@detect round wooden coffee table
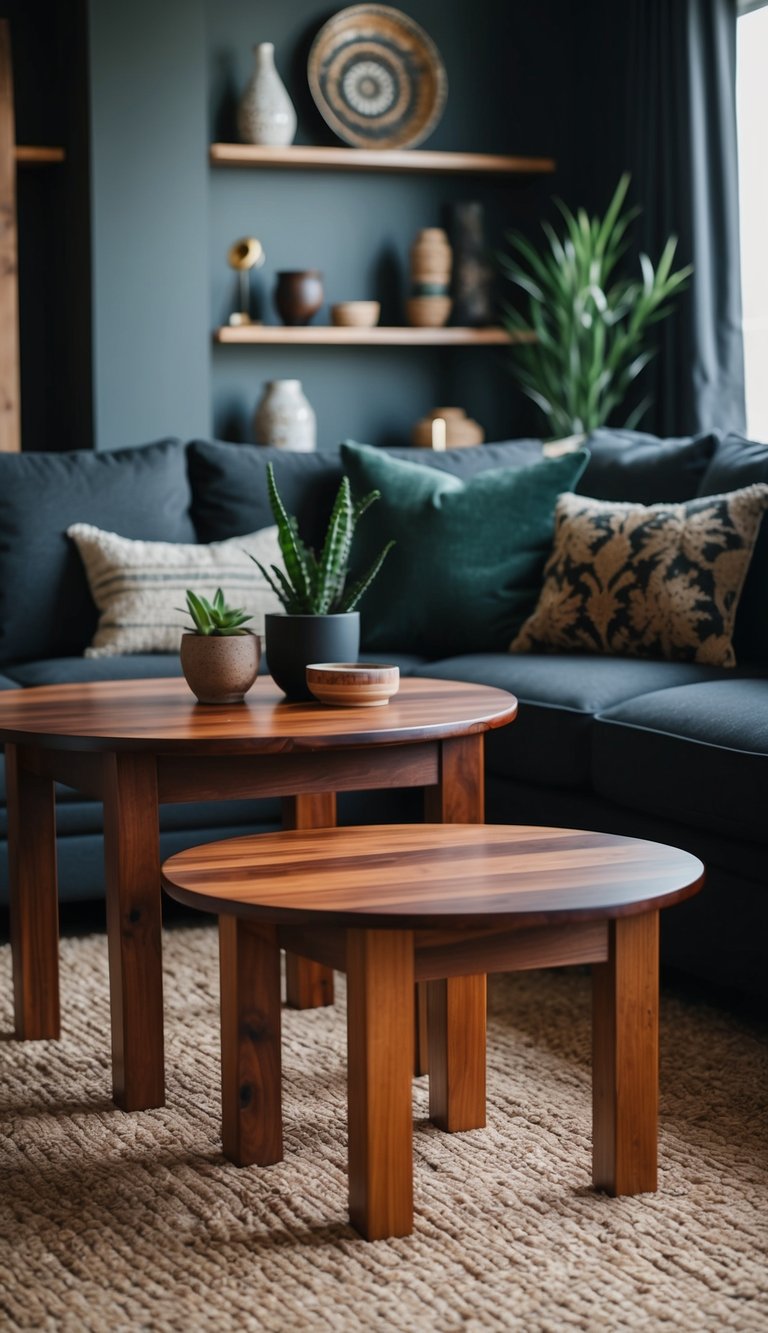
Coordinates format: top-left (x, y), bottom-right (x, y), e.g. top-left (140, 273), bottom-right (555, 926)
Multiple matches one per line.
top-left (0, 675), bottom-right (516, 1111)
top-left (162, 822), bottom-right (704, 1240)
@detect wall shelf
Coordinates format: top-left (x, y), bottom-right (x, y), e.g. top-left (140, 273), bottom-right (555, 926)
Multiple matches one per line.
top-left (210, 143), bottom-right (555, 178)
top-left (15, 146), bottom-right (65, 165)
top-left (214, 325), bottom-right (529, 347)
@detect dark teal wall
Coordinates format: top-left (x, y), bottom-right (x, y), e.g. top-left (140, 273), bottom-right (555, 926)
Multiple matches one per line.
top-left (207, 0), bottom-right (574, 448)
top-left (89, 0), bottom-right (210, 449)
top-left (86, 1), bottom-right (579, 451)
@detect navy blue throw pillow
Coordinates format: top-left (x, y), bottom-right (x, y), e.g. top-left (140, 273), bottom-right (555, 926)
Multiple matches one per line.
top-left (0, 439), bottom-right (194, 664)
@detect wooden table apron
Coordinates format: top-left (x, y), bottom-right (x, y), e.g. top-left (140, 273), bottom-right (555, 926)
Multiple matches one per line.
top-left (1, 677), bottom-right (517, 1112)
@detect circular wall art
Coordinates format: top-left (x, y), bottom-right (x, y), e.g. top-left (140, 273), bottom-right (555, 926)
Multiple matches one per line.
top-left (308, 5), bottom-right (448, 151)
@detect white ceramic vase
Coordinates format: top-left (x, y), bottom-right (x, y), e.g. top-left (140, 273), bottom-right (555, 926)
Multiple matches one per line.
top-left (254, 379), bottom-right (316, 452)
top-left (237, 42), bottom-right (297, 147)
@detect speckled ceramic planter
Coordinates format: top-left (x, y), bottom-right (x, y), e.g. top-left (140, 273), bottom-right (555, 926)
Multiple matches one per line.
top-left (179, 632), bottom-right (261, 704)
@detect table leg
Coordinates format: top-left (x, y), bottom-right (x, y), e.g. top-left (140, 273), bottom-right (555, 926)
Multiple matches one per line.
top-left (347, 928), bottom-right (414, 1240)
top-left (283, 792), bottom-right (336, 1009)
top-left (423, 734), bottom-right (486, 1125)
top-left (7, 744), bottom-right (59, 1040)
top-left (592, 911), bottom-right (659, 1195)
top-left (220, 916), bottom-right (282, 1167)
top-left (102, 752), bottom-right (164, 1111)
top-left (427, 974), bottom-right (487, 1132)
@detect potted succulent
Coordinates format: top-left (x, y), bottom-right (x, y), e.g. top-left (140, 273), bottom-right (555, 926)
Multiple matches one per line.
top-left (248, 462), bottom-right (394, 699)
top-left (178, 588), bottom-right (260, 704)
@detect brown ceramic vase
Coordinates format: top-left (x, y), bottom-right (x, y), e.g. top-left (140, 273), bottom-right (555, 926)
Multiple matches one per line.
top-left (179, 632), bottom-right (261, 704)
top-left (274, 271), bottom-right (324, 325)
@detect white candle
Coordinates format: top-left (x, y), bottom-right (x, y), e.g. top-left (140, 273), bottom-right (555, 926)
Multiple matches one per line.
top-left (431, 417), bottom-right (447, 450)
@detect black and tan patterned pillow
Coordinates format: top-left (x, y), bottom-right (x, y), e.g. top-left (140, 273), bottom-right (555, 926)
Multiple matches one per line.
top-left (509, 485), bottom-right (768, 667)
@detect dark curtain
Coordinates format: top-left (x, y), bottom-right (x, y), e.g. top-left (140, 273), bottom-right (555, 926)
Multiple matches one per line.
top-left (626, 0), bottom-right (746, 436)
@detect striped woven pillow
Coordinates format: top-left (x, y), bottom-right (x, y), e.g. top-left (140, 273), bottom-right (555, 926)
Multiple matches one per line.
top-left (68, 522), bottom-right (283, 657)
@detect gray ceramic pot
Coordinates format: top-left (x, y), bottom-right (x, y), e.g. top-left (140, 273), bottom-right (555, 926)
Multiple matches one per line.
top-left (179, 632), bottom-right (261, 704)
top-left (265, 612), bottom-right (360, 700)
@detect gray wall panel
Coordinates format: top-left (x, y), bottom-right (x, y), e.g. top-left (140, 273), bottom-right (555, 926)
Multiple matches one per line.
top-left (89, 0), bottom-right (210, 450)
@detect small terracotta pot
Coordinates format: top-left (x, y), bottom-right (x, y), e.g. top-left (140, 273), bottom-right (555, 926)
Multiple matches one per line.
top-left (179, 633), bottom-right (261, 704)
top-left (274, 271), bottom-right (324, 326)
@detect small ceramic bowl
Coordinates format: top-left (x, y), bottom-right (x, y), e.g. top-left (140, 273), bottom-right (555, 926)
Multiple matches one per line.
top-left (331, 301), bottom-right (381, 328)
top-left (306, 662), bottom-right (400, 707)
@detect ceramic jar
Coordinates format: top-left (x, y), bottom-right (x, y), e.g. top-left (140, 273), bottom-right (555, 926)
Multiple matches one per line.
top-left (254, 379), bottom-right (316, 452)
top-left (409, 227), bottom-right (452, 291)
top-left (274, 270), bottom-right (324, 325)
top-left (407, 227), bottom-right (453, 326)
top-left (411, 406), bottom-right (485, 448)
top-left (237, 42), bottom-right (297, 147)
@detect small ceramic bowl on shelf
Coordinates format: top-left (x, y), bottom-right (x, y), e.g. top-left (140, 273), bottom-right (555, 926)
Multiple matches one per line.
top-left (331, 301), bottom-right (381, 328)
top-left (306, 662), bottom-right (400, 707)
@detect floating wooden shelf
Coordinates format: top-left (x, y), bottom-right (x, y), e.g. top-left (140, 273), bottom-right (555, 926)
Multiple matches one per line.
top-left (214, 325), bottom-right (529, 347)
top-left (210, 143), bottom-right (555, 177)
top-left (15, 146), bottom-right (65, 165)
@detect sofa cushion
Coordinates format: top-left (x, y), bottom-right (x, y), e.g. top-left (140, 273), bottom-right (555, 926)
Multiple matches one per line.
top-left (0, 440), bottom-right (195, 666)
top-left (510, 486), bottom-right (768, 667)
top-left (341, 442), bottom-right (589, 657)
top-left (187, 439), bottom-right (545, 546)
top-left (577, 428), bottom-right (718, 503)
top-left (412, 653), bottom-right (723, 788)
top-left (5, 651), bottom-right (429, 689)
top-left (188, 443), bottom-right (345, 548)
top-left (592, 677), bottom-right (768, 843)
top-left (67, 522), bottom-right (282, 655)
top-left (698, 434), bottom-right (768, 665)
top-left (5, 655), bottom-right (185, 687)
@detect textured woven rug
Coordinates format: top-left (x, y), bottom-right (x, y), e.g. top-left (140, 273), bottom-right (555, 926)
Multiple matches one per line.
top-left (1, 925), bottom-right (766, 1332)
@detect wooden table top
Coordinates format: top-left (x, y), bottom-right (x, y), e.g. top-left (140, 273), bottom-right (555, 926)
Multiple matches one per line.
top-left (0, 676), bottom-right (517, 754)
top-left (161, 824), bottom-right (704, 929)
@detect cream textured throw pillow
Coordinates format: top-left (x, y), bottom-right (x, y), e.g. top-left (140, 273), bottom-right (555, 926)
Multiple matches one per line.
top-left (509, 485), bottom-right (768, 668)
top-left (68, 523), bottom-right (283, 657)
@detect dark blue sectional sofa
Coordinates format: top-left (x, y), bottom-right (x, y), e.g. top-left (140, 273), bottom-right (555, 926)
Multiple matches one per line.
top-left (0, 429), bottom-right (766, 1000)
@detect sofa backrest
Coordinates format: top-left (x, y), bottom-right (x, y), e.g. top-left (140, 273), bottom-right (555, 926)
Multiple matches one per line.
top-left (2, 428), bottom-right (761, 669)
top-left (0, 440), bottom-right (195, 665)
top-left (186, 438), bottom-right (544, 549)
top-left (577, 428), bottom-right (718, 503)
top-left (698, 433), bottom-right (768, 666)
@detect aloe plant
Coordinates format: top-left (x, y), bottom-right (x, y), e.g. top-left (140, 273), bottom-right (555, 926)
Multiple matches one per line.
top-left (181, 588), bottom-right (253, 635)
top-left (248, 462), bottom-right (394, 614)
top-left (499, 173), bottom-right (692, 437)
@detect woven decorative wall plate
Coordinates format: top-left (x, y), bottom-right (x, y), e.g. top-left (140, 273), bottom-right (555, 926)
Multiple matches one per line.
top-left (308, 4), bottom-right (448, 150)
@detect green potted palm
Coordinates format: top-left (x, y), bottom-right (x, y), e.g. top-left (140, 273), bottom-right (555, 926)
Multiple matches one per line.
top-left (248, 462), bottom-right (394, 699)
top-left (499, 174), bottom-right (692, 440)
top-left (179, 588), bottom-right (260, 704)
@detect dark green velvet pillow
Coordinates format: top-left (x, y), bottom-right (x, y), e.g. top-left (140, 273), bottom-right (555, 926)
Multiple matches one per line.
top-left (341, 441), bottom-right (589, 657)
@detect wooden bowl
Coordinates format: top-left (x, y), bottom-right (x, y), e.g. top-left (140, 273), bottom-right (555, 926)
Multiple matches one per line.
top-left (306, 662), bottom-right (400, 707)
top-left (331, 301), bottom-right (381, 328)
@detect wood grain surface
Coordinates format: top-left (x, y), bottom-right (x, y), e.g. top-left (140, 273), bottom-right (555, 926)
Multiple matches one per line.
top-left (210, 143), bottom-right (556, 175)
top-left (0, 19), bottom-right (21, 455)
top-left (162, 824), bottom-right (704, 930)
top-left (0, 677), bottom-right (516, 754)
top-left (592, 913), bottom-right (660, 1195)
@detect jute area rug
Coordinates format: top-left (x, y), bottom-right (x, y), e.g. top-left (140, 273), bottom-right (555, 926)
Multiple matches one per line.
top-left (1, 925), bottom-right (766, 1332)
